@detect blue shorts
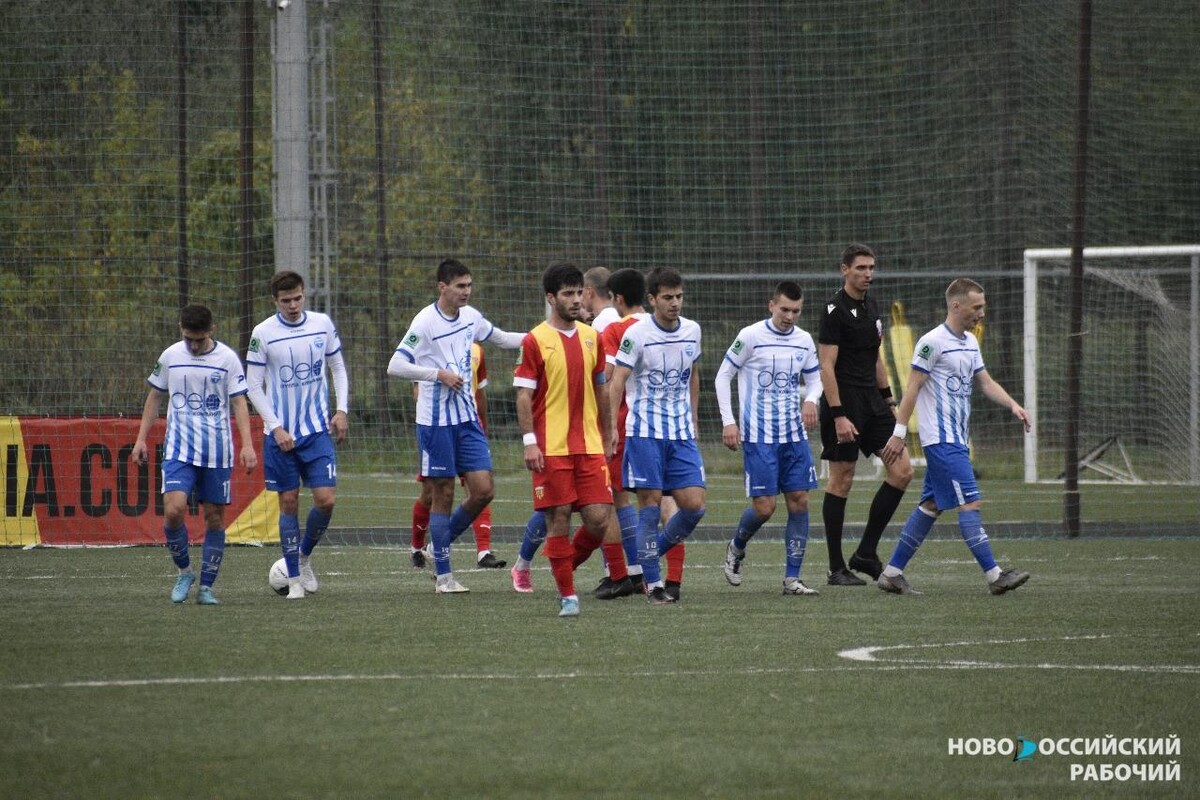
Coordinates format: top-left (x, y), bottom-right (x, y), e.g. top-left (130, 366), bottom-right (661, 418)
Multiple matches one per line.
top-left (418, 421), bottom-right (492, 479)
top-left (623, 437), bottom-right (706, 492)
top-left (161, 460), bottom-right (232, 505)
top-left (920, 443), bottom-right (981, 511)
top-left (264, 432), bottom-right (337, 493)
top-left (742, 440), bottom-right (818, 497)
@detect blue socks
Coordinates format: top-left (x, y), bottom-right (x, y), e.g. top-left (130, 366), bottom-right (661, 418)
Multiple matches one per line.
top-left (447, 504), bottom-right (476, 544)
top-left (958, 509), bottom-right (997, 573)
top-left (784, 511), bottom-right (808, 580)
top-left (280, 513), bottom-right (301, 577)
top-left (519, 511), bottom-right (547, 562)
top-left (637, 505), bottom-right (662, 585)
top-left (301, 508), bottom-right (331, 557)
top-left (888, 506), bottom-right (938, 570)
top-left (200, 529), bottom-right (225, 587)
top-left (657, 506), bottom-right (705, 555)
top-left (733, 506), bottom-right (766, 550)
top-left (430, 512), bottom-right (452, 575)
top-left (165, 524), bottom-right (190, 570)
top-left (616, 504), bottom-right (639, 568)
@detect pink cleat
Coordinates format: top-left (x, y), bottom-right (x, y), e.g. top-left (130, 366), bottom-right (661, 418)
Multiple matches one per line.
top-left (511, 565), bottom-right (533, 593)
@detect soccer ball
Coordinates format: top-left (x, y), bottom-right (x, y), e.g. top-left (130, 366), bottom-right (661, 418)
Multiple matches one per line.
top-left (268, 558), bottom-right (289, 595)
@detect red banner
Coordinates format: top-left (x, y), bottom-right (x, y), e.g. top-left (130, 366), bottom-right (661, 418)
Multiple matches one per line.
top-left (1, 416), bottom-right (273, 546)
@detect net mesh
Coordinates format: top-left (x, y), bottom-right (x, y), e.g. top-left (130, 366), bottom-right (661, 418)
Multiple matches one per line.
top-left (1, 0), bottom-right (1197, 544)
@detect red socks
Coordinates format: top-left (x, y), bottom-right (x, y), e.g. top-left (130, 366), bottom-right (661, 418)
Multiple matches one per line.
top-left (411, 500), bottom-right (430, 550)
top-left (545, 534), bottom-right (576, 598)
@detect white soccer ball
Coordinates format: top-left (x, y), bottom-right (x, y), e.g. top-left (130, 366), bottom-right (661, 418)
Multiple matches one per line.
top-left (268, 558), bottom-right (289, 595)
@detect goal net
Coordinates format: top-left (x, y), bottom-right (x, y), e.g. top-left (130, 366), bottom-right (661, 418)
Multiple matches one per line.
top-left (1023, 246), bottom-right (1200, 485)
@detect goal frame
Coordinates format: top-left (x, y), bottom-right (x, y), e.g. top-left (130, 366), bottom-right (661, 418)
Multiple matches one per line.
top-left (1022, 244), bottom-right (1200, 484)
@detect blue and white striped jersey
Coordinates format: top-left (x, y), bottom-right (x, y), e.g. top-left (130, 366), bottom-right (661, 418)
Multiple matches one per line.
top-left (720, 320), bottom-right (821, 444)
top-left (613, 315), bottom-right (702, 440)
top-left (246, 311), bottom-right (343, 438)
top-left (393, 303), bottom-right (499, 427)
top-left (147, 340), bottom-right (247, 468)
top-left (911, 324), bottom-right (985, 447)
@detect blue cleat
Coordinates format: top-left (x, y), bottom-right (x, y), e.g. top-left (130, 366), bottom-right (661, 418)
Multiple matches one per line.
top-left (171, 572), bottom-right (196, 603)
top-left (196, 586), bottom-right (219, 605)
top-left (558, 596), bottom-right (580, 617)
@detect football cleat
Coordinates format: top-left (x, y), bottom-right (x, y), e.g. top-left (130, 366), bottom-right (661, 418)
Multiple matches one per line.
top-left (171, 571), bottom-right (196, 604)
top-left (558, 596), bottom-right (581, 617)
top-left (646, 586), bottom-right (677, 605)
top-left (988, 568), bottom-right (1031, 595)
top-left (286, 579), bottom-right (306, 600)
top-left (196, 586), bottom-right (219, 605)
top-left (723, 540), bottom-right (745, 586)
top-left (435, 575), bottom-right (469, 594)
top-left (477, 552), bottom-right (507, 569)
top-left (298, 556), bottom-right (319, 593)
top-left (664, 581), bottom-right (681, 602)
top-left (848, 552), bottom-right (884, 580)
top-left (877, 572), bottom-right (922, 595)
top-left (594, 576), bottom-right (635, 600)
top-left (510, 566), bottom-right (534, 593)
top-left (827, 567), bottom-right (867, 586)
top-left (410, 548), bottom-right (429, 569)
top-left (782, 578), bottom-right (819, 596)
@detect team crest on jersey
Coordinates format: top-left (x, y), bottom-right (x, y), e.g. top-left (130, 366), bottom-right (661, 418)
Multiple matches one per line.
top-left (850, 308), bottom-right (858, 318)
top-left (315, 338), bottom-right (325, 350)
top-left (404, 332), bottom-right (420, 348)
top-left (917, 343), bottom-right (932, 359)
top-left (731, 338), bottom-right (744, 355)
top-left (249, 337), bottom-right (261, 354)
top-left (210, 373), bottom-right (221, 383)
top-left (827, 304), bottom-right (835, 314)
top-left (584, 337), bottom-right (594, 351)
top-left (684, 344), bottom-right (695, 358)
top-left (152, 361), bottom-right (162, 376)
top-left (619, 337), bottom-right (633, 354)
top-left (534, 485), bottom-right (545, 500)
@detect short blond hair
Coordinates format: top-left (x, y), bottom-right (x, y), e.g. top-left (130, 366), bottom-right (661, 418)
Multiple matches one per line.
top-left (946, 278), bottom-right (984, 306)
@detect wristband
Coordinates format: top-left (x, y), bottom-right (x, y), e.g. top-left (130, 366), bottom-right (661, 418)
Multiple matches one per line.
top-left (829, 406), bottom-right (846, 419)
top-left (522, 432), bottom-right (537, 447)
top-left (892, 422), bottom-right (908, 440)
top-left (879, 387), bottom-right (893, 400)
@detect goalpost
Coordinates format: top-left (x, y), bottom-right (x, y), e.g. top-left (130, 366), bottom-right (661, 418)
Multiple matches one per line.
top-left (1023, 245), bottom-right (1200, 485)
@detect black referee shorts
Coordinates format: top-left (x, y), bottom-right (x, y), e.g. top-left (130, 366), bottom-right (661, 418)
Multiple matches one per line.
top-left (819, 387), bottom-right (896, 461)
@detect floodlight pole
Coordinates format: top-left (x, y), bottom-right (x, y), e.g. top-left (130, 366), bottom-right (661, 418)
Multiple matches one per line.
top-left (272, 0), bottom-right (311, 287)
top-left (1063, 0), bottom-right (1093, 538)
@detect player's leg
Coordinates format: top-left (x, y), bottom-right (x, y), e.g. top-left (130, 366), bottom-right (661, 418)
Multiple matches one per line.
top-left (411, 477), bottom-right (432, 567)
top-left (779, 441), bottom-right (820, 594)
top-left (878, 491), bottom-right (939, 595)
top-left (446, 422), bottom-right (495, 544)
top-left (264, 434), bottom-right (306, 598)
top-left (160, 461), bottom-right (196, 603)
top-left (511, 509), bottom-right (546, 593)
top-left (660, 494), bottom-right (685, 599)
top-left (658, 439), bottom-right (707, 555)
top-left (418, 423), bottom-right (467, 591)
top-left (194, 467), bottom-right (232, 605)
top-left (819, 394), bottom-right (865, 585)
top-left (543, 504), bottom-right (579, 617)
top-left (625, 437), bottom-right (670, 601)
top-left (724, 443), bottom-right (778, 586)
top-left (295, 435), bottom-right (337, 593)
top-left (851, 400), bottom-right (914, 578)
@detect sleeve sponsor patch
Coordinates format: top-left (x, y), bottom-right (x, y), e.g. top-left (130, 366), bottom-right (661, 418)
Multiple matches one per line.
top-left (403, 332), bottom-right (420, 348)
top-left (619, 337), bottom-right (634, 354)
top-left (248, 336), bottom-right (261, 354)
top-left (152, 360), bottom-right (162, 376)
top-left (730, 338), bottom-right (744, 355)
top-left (917, 343), bottom-right (932, 359)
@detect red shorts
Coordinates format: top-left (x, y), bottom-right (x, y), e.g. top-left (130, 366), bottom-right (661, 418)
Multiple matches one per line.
top-left (532, 454), bottom-right (612, 510)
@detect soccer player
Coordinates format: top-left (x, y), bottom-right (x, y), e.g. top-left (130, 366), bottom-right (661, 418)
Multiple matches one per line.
top-left (409, 341), bottom-right (506, 570)
top-left (715, 281), bottom-right (823, 595)
top-left (582, 266), bottom-right (620, 332)
top-left (386, 258), bottom-right (524, 593)
top-left (245, 271), bottom-right (350, 600)
top-left (133, 304), bottom-right (257, 605)
top-left (877, 279), bottom-right (1032, 595)
top-left (818, 244), bottom-right (913, 585)
top-left (514, 263), bottom-right (616, 617)
top-left (608, 267), bottom-right (706, 605)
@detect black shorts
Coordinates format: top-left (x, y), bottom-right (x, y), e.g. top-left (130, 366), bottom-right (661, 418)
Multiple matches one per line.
top-left (819, 387), bottom-right (896, 462)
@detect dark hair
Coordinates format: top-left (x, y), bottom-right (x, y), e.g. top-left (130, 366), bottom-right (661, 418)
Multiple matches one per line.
top-left (583, 266), bottom-right (611, 298)
top-left (645, 266), bottom-right (683, 297)
top-left (607, 268), bottom-right (646, 309)
top-left (543, 262), bottom-right (584, 296)
top-left (270, 270), bottom-right (304, 297)
top-left (774, 280), bottom-right (803, 301)
top-left (179, 303), bottom-right (213, 332)
top-left (437, 258), bottom-right (471, 285)
top-left (841, 243), bottom-right (875, 267)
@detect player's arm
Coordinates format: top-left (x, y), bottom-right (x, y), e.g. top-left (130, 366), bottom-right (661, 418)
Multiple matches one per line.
top-left (481, 323), bottom-right (526, 350)
top-left (327, 349), bottom-right (349, 444)
top-left (475, 386), bottom-right (489, 433)
top-left (245, 362), bottom-right (293, 451)
top-left (976, 369), bottom-right (1031, 431)
top-left (387, 349), bottom-right (462, 392)
top-left (689, 361), bottom-right (700, 438)
top-left (515, 387), bottom-right (542, 472)
top-left (594, 368), bottom-right (613, 460)
top-left (608, 364), bottom-right (632, 444)
top-left (875, 351), bottom-right (897, 413)
top-left (230, 394), bottom-right (258, 472)
top-left (801, 366), bottom-right (823, 432)
top-left (819, 342), bottom-right (859, 441)
top-left (132, 387), bottom-right (165, 465)
top-left (881, 369), bottom-right (929, 464)
top-left (714, 355), bottom-right (740, 450)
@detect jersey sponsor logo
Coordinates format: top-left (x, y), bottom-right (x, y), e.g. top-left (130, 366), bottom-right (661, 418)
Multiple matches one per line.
top-left (918, 343), bottom-right (932, 359)
top-left (403, 332), bottom-right (420, 348)
top-left (827, 304), bottom-right (835, 314)
top-left (249, 336), bottom-right (261, 354)
top-left (619, 337), bottom-right (633, 354)
top-left (756, 368), bottom-right (801, 390)
top-left (152, 361), bottom-right (162, 376)
top-left (278, 352), bottom-right (325, 384)
top-left (648, 365), bottom-right (691, 389)
top-left (731, 338), bottom-right (744, 355)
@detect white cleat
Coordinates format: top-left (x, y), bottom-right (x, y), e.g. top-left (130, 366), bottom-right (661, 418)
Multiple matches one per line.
top-left (435, 574), bottom-right (469, 594)
top-left (286, 578), bottom-right (306, 600)
top-left (723, 540), bottom-right (745, 586)
top-left (782, 577), bottom-right (819, 596)
top-left (298, 556), bottom-right (319, 593)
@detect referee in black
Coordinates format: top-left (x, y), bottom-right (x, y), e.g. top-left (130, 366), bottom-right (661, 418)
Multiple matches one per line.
top-left (817, 243), bottom-right (914, 584)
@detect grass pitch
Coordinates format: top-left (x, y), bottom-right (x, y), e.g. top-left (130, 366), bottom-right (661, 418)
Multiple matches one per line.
top-left (1, 538), bottom-right (1197, 799)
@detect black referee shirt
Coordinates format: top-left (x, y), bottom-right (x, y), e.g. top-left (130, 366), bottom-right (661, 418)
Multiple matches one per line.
top-left (817, 288), bottom-right (883, 389)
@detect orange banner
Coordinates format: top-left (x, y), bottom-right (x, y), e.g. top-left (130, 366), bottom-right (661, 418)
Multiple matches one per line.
top-left (1, 417), bottom-right (277, 546)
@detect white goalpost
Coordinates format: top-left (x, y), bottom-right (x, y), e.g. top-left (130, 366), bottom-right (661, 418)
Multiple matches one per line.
top-left (1023, 245), bottom-right (1200, 485)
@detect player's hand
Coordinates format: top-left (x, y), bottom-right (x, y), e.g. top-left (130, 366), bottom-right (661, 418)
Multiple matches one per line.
top-left (835, 416), bottom-right (858, 444)
top-left (240, 445), bottom-right (258, 473)
top-left (802, 400), bottom-right (818, 432)
top-left (1012, 404), bottom-right (1032, 432)
top-left (721, 424), bottom-right (740, 451)
top-left (131, 441), bottom-right (149, 465)
top-left (523, 443), bottom-right (544, 473)
top-left (437, 369), bottom-right (465, 393)
top-left (880, 435), bottom-right (905, 465)
top-left (273, 426), bottom-right (296, 452)
top-left (330, 410), bottom-right (349, 444)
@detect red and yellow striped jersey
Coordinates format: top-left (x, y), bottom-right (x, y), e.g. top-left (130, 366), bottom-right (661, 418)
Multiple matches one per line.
top-left (513, 322), bottom-right (604, 456)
